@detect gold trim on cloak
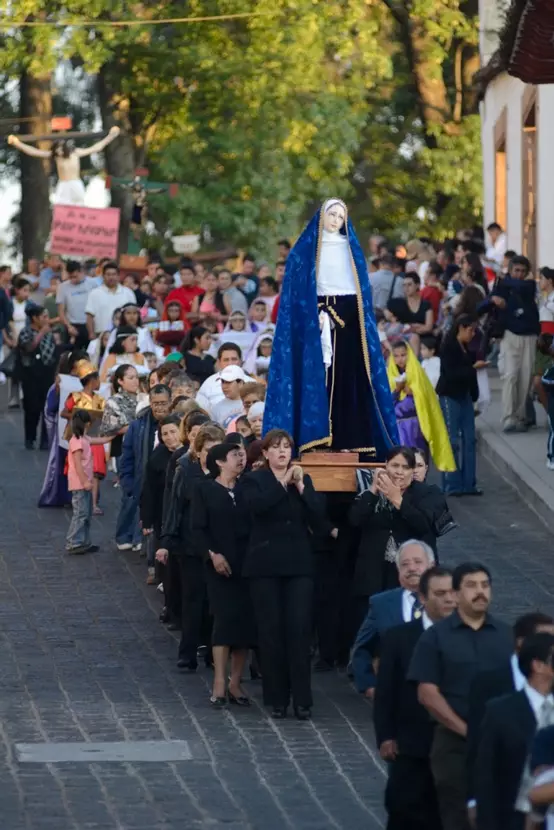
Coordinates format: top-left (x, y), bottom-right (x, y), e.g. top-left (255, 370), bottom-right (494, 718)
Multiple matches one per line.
top-left (298, 200), bottom-right (393, 456)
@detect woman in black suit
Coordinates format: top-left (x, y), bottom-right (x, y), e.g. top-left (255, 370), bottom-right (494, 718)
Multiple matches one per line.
top-left (242, 429), bottom-right (336, 720)
top-left (191, 442), bottom-right (254, 707)
top-left (160, 423), bottom-right (225, 670)
top-left (349, 446), bottom-right (437, 633)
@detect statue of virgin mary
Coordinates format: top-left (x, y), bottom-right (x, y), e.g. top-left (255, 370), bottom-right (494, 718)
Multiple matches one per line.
top-left (263, 198), bottom-right (398, 458)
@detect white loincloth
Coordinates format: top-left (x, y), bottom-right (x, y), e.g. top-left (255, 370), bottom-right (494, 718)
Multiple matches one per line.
top-left (53, 179), bottom-right (87, 206)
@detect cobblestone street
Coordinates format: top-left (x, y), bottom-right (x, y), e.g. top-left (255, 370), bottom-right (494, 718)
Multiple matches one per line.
top-left (1, 406), bottom-right (554, 830)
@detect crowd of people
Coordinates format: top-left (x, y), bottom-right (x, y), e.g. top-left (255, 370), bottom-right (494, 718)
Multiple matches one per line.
top-left (1, 221), bottom-right (554, 828)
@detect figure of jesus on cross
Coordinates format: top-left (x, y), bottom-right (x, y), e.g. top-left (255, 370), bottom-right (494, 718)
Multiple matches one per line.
top-left (8, 126), bottom-right (121, 206)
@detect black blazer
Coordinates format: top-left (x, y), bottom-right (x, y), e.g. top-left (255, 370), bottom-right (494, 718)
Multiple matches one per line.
top-left (436, 337), bottom-right (479, 402)
top-left (467, 663), bottom-right (515, 800)
top-left (349, 480), bottom-right (437, 597)
top-left (475, 690), bottom-right (537, 830)
top-left (374, 619), bottom-right (435, 758)
top-left (241, 468), bottom-right (331, 578)
top-left (161, 455), bottom-right (206, 555)
top-left (190, 477), bottom-right (249, 571)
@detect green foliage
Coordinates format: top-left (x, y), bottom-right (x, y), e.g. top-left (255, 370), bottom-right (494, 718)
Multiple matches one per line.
top-left (0, 0), bottom-right (484, 254)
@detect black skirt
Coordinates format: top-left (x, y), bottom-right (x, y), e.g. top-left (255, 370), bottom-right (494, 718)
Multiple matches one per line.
top-left (318, 294), bottom-right (377, 454)
top-left (205, 565), bottom-right (256, 647)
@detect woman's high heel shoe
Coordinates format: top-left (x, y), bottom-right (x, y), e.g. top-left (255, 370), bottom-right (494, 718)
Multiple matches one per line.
top-left (210, 696), bottom-right (227, 708)
top-left (228, 691), bottom-right (251, 707)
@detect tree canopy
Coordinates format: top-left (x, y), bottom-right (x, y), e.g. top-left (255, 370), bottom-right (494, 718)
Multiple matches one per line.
top-left (0, 0), bottom-right (483, 257)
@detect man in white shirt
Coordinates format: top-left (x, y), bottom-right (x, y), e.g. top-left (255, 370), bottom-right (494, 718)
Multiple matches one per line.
top-left (85, 261), bottom-right (136, 338)
top-left (475, 632), bottom-right (554, 830)
top-left (485, 222), bottom-right (508, 266)
top-left (196, 342), bottom-right (252, 415)
top-left (374, 566), bottom-right (455, 830)
top-left (57, 260), bottom-right (97, 348)
top-left (211, 366), bottom-right (246, 428)
top-left (369, 253), bottom-right (405, 311)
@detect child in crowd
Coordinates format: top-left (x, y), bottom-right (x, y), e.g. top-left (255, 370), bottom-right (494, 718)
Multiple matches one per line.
top-left (61, 359), bottom-right (107, 515)
top-left (66, 410), bottom-right (112, 555)
top-left (235, 415), bottom-right (253, 440)
top-left (143, 351), bottom-right (159, 372)
top-left (420, 335), bottom-right (441, 389)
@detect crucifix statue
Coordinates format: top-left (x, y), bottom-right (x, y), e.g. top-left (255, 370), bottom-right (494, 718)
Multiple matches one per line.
top-left (8, 126), bottom-right (121, 206)
top-left (107, 169), bottom-right (178, 254)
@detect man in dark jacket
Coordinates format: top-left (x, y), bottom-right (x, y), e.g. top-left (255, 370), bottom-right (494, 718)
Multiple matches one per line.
top-left (492, 255), bottom-right (540, 432)
top-left (117, 383), bottom-right (171, 551)
top-left (374, 565), bottom-right (455, 830)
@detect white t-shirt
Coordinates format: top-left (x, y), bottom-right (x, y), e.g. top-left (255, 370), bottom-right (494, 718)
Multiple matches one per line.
top-left (211, 397), bottom-right (244, 428)
top-left (12, 299), bottom-right (28, 338)
top-left (85, 284), bottom-right (137, 334)
top-left (422, 356), bottom-right (441, 389)
top-left (540, 291), bottom-right (554, 323)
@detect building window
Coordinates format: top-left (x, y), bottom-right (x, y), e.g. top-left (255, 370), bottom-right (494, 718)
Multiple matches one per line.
top-left (522, 93), bottom-right (537, 267)
top-left (494, 108), bottom-right (507, 234)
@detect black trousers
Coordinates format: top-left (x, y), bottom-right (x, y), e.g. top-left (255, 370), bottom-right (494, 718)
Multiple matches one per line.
top-left (314, 494), bottom-right (359, 664)
top-left (385, 754), bottom-right (442, 830)
top-left (21, 367), bottom-right (53, 444)
top-left (430, 725), bottom-right (471, 830)
top-left (178, 556), bottom-right (211, 663)
top-left (162, 551), bottom-right (181, 624)
top-left (250, 576), bottom-right (313, 709)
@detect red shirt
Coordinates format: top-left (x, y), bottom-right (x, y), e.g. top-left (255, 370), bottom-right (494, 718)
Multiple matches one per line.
top-left (271, 294), bottom-right (281, 325)
top-left (421, 285), bottom-right (442, 323)
top-left (165, 285), bottom-right (203, 316)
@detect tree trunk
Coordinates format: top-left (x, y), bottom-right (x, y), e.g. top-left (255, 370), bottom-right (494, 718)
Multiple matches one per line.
top-left (19, 71), bottom-right (52, 263)
top-left (97, 66), bottom-right (138, 256)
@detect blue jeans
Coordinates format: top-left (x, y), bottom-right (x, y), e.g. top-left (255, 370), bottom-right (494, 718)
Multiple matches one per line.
top-left (439, 395), bottom-right (477, 494)
top-left (67, 489), bottom-right (92, 549)
top-left (115, 490), bottom-right (142, 545)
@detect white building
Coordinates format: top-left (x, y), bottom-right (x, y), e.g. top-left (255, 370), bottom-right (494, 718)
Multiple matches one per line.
top-left (479, 0), bottom-right (554, 268)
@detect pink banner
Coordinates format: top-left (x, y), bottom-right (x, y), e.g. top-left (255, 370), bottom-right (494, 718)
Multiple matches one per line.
top-left (50, 205), bottom-right (120, 259)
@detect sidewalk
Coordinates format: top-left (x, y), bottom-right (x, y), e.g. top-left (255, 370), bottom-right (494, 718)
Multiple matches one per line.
top-left (477, 373), bottom-right (554, 530)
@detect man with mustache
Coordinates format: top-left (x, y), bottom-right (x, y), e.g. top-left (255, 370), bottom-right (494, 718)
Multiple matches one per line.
top-left (408, 562), bottom-right (513, 830)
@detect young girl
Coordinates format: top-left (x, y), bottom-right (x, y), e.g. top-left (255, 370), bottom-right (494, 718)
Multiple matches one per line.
top-left (66, 410), bottom-right (111, 554)
top-left (61, 359), bottom-right (107, 515)
top-left (156, 300), bottom-right (187, 356)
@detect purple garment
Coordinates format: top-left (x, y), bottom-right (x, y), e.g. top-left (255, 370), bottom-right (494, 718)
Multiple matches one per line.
top-left (394, 393), bottom-right (426, 453)
top-left (38, 384), bottom-right (70, 507)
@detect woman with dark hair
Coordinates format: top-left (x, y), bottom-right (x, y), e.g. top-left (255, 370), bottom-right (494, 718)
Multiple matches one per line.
top-left (180, 325), bottom-right (215, 385)
top-left (100, 364), bottom-right (140, 467)
top-left (190, 272), bottom-right (231, 330)
top-left (160, 423), bottom-right (225, 670)
top-left (461, 252), bottom-right (489, 296)
top-left (436, 314), bottom-right (482, 496)
top-left (349, 445), bottom-right (438, 620)
top-left (141, 414), bottom-right (183, 588)
top-left (103, 302), bottom-right (157, 356)
top-left (100, 325), bottom-right (146, 381)
top-left (17, 304), bottom-right (58, 449)
top-left (242, 429), bottom-right (335, 720)
top-left (191, 442), bottom-right (254, 706)
top-left (38, 350), bottom-right (74, 507)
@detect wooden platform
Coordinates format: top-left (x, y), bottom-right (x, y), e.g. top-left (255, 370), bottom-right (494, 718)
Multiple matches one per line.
top-left (299, 452), bottom-right (379, 492)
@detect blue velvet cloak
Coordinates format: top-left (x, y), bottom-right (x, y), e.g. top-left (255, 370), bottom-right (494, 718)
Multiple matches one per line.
top-left (263, 205), bottom-right (399, 458)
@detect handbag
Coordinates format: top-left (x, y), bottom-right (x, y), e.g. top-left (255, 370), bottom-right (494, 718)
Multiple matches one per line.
top-left (0, 348), bottom-right (17, 378)
top-left (433, 506), bottom-right (458, 537)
